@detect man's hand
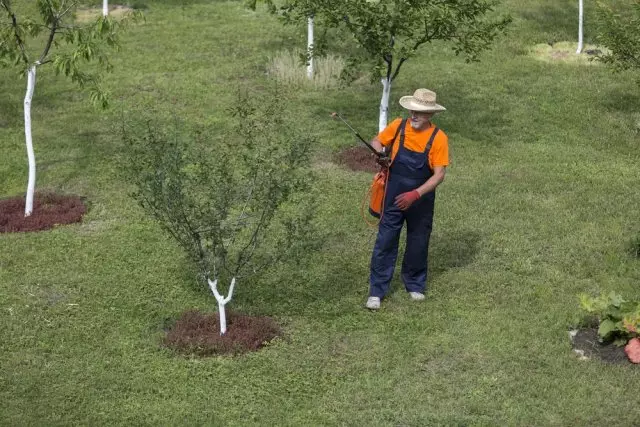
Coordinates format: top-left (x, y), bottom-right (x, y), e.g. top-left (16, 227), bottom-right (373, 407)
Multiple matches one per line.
top-left (375, 153), bottom-right (391, 168)
top-left (395, 190), bottom-right (420, 210)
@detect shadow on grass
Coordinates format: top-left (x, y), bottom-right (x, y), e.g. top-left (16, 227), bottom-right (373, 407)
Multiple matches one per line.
top-left (518, 1), bottom-right (578, 42)
top-left (602, 87), bottom-right (640, 114)
top-left (429, 229), bottom-right (481, 277)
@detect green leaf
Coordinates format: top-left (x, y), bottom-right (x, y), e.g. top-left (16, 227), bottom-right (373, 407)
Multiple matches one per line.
top-left (598, 319), bottom-right (617, 339)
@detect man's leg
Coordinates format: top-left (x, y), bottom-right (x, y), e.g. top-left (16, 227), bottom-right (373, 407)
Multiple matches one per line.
top-left (369, 205), bottom-right (404, 298)
top-left (401, 196), bottom-right (435, 294)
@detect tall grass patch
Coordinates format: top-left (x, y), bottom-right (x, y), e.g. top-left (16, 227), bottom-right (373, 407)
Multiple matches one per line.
top-left (266, 49), bottom-right (345, 90)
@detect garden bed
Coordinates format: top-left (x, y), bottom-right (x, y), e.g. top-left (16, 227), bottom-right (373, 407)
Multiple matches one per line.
top-left (163, 310), bottom-right (282, 357)
top-left (0, 192), bottom-right (86, 233)
top-left (570, 327), bottom-right (630, 364)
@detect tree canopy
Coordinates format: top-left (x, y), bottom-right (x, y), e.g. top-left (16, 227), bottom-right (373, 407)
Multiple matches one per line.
top-left (595, 1), bottom-right (640, 73)
top-left (0, 0), bottom-right (140, 107)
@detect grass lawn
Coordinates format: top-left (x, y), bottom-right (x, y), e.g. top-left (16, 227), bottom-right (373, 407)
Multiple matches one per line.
top-left (1, 0), bottom-right (640, 425)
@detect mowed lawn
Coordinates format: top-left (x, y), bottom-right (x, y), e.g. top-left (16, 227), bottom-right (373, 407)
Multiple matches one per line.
top-left (1, 0), bottom-right (640, 425)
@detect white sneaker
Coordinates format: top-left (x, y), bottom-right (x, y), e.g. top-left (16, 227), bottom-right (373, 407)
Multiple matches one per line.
top-left (409, 292), bottom-right (425, 301)
top-left (365, 296), bottom-right (381, 310)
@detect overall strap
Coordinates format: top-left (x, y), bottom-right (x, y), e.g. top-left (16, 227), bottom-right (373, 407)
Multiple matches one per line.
top-left (424, 127), bottom-right (440, 154)
top-left (393, 118), bottom-right (407, 148)
top-left (424, 127), bottom-right (440, 172)
top-left (387, 119), bottom-right (407, 164)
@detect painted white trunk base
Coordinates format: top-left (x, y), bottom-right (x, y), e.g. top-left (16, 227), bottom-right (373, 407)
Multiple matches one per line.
top-left (103, 0), bottom-right (109, 16)
top-left (378, 78), bottom-right (392, 132)
top-left (307, 16), bottom-right (314, 79)
top-left (24, 66), bottom-right (37, 217)
top-left (208, 277), bottom-right (236, 335)
top-left (576, 0), bottom-right (583, 54)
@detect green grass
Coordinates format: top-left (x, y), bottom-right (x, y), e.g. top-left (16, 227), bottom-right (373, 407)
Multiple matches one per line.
top-left (2, 0), bottom-right (640, 425)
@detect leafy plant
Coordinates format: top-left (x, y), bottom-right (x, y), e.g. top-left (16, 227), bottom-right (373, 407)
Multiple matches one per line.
top-left (594, 1), bottom-right (640, 74)
top-left (579, 292), bottom-right (640, 345)
top-left (119, 88), bottom-right (320, 334)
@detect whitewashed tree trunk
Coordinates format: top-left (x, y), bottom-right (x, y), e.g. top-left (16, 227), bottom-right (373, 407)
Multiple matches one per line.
top-left (103, 0), bottom-right (109, 17)
top-left (23, 65), bottom-right (37, 217)
top-left (208, 277), bottom-right (236, 335)
top-left (378, 77), bottom-right (392, 132)
top-left (307, 15), bottom-right (314, 79)
top-left (576, 0), bottom-right (583, 54)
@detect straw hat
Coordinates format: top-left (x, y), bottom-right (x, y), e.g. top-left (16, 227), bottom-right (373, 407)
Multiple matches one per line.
top-left (399, 88), bottom-right (446, 112)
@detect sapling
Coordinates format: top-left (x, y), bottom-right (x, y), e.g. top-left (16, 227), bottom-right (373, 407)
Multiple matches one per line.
top-left (0, 0), bottom-right (140, 216)
top-left (120, 91), bottom-right (319, 335)
top-left (247, 0), bottom-right (320, 79)
top-left (311, 0), bottom-right (511, 131)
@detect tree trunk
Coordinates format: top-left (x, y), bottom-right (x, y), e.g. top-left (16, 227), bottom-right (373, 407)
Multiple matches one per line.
top-left (103, 0), bottom-right (109, 17)
top-left (378, 77), bottom-right (392, 132)
top-left (23, 65), bottom-right (37, 217)
top-left (576, 0), bottom-right (583, 54)
top-left (307, 15), bottom-right (314, 79)
top-left (208, 277), bottom-right (236, 335)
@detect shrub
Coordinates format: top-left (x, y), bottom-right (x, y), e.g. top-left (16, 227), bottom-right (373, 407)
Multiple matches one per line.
top-left (579, 292), bottom-right (640, 346)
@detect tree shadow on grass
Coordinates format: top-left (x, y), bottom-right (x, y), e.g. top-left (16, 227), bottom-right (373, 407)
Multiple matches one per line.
top-left (518, 1), bottom-right (579, 41)
top-left (428, 229), bottom-right (481, 279)
top-left (237, 229), bottom-right (481, 318)
top-left (601, 87), bottom-right (640, 114)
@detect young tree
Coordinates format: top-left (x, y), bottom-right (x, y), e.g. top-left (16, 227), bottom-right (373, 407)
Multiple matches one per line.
top-left (120, 91), bottom-right (319, 335)
top-left (0, 0), bottom-right (138, 216)
top-left (594, 1), bottom-right (640, 73)
top-left (316, 0), bottom-right (511, 131)
top-left (267, 0), bottom-right (510, 131)
top-left (247, 0), bottom-right (319, 79)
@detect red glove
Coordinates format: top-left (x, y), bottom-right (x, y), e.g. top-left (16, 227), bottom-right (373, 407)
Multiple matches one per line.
top-left (395, 190), bottom-right (420, 210)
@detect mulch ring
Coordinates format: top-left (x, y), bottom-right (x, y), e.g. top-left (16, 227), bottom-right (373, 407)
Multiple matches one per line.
top-left (0, 192), bottom-right (86, 233)
top-left (335, 146), bottom-right (380, 173)
top-left (163, 310), bottom-right (282, 357)
top-left (570, 327), bottom-right (630, 364)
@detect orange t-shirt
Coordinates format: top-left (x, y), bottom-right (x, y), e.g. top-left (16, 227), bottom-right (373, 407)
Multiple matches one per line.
top-left (377, 118), bottom-right (449, 169)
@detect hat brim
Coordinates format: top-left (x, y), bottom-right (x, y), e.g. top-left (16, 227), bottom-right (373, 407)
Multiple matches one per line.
top-left (399, 96), bottom-right (446, 112)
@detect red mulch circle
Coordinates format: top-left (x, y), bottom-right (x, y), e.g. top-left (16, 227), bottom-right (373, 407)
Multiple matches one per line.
top-left (163, 310), bottom-right (282, 357)
top-left (0, 192), bottom-right (86, 233)
top-left (336, 146), bottom-right (380, 173)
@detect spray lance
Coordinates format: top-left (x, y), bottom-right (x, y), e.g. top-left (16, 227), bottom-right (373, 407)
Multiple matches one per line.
top-left (330, 112), bottom-right (389, 161)
top-left (330, 112), bottom-right (390, 221)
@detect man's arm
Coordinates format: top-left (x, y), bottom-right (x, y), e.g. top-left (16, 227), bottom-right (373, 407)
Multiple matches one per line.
top-left (370, 137), bottom-right (385, 155)
top-left (415, 166), bottom-right (446, 196)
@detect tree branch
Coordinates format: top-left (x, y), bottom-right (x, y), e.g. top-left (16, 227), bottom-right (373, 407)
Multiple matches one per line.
top-left (1, 1), bottom-right (29, 65)
top-left (39, 21), bottom-right (58, 63)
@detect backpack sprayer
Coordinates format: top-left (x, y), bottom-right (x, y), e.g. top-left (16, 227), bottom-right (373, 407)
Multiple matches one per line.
top-left (330, 112), bottom-right (389, 220)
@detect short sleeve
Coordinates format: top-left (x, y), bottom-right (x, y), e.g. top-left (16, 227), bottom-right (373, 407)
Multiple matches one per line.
top-left (376, 118), bottom-right (403, 147)
top-left (429, 132), bottom-right (449, 168)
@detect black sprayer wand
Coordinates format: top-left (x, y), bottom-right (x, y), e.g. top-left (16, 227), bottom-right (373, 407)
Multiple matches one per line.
top-left (331, 112), bottom-right (383, 158)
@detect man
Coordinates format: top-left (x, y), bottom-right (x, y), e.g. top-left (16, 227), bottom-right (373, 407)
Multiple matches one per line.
top-left (366, 88), bottom-right (449, 310)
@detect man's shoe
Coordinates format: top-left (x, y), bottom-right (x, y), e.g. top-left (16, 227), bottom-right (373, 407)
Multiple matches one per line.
top-left (409, 292), bottom-right (425, 301)
top-left (365, 296), bottom-right (381, 310)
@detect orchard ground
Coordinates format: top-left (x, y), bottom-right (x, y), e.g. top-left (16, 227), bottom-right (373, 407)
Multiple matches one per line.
top-left (1, 0), bottom-right (640, 425)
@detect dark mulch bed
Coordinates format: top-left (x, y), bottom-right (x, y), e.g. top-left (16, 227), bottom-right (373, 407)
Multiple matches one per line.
top-left (570, 327), bottom-right (630, 364)
top-left (335, 146), bottom-right (380, 173)
top-left (163, 310), bottom-right (282, 357)
top-left (0, 192), bottom-right (86, 233)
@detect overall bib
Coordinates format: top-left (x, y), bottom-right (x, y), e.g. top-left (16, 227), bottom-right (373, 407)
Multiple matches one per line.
top-left (369, 121), bottom-right (439, 298)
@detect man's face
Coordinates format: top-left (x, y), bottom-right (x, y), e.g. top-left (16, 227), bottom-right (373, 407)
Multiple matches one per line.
top-left (409, 110), bottom-right (434, 130)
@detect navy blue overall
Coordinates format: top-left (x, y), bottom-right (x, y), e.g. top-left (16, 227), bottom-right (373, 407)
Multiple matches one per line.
top-left (369, 120), bottom-right (440, 298)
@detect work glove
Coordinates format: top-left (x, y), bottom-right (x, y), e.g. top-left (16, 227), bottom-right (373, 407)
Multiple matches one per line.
top-left (375, 153), bottom-right (391, 168)
top-left (395, 190), bottom-right (420, 210)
